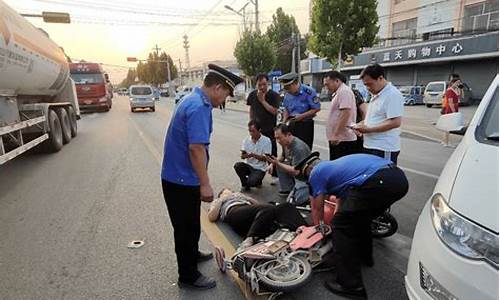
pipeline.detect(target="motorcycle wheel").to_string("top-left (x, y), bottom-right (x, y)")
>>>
top-left (256, 255), bottom-right (312, 292)
top-left (371, 212), bottom-right (398, 238)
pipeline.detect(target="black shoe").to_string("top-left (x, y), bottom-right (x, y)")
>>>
top-left (178, 274), bottom-right (216, 290)
top-left (198, 250), bottom-right (214, 262)
top-left (278, 190), bottom-right (290, 196)
top-left (324, 281), bottom-right (367, 299)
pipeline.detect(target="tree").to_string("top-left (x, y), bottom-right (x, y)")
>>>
top-left (118, 68), bottom-right (138, 88)
top-left (234, 30), bottom-right (277, 78)
top-left (309, 0), bottom-right (379, 69)
top-left (136, 51), bottom-right (178, 86)
top-left (266, 8), bottom-right (307, 73)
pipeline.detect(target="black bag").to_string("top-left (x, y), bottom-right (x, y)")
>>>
top-left (352, 88), bottom-right (366, 123)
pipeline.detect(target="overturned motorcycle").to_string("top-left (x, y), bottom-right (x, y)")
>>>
top-left (214, 225), bottom-right (332, 298)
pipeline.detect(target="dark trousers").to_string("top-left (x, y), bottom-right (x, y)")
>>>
top-left (234, 162), bottom-right (266, 188)
top-left (331, 167), bottom-right (408, 288)
top-left (363, 148), bottom-right (400, 165)
top-left (161, 180), bottom-right (201, 283)
top-left (289, 119), bottom-right (314, 149)
top-left (329, 140), bottom-right (360, 160)
top-left (261, 129), bottom-right (278, 177)
top-left (224, 203), bottom-right (307, 239)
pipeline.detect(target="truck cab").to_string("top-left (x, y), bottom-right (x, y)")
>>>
top-left (70, 63), bottom-right (112, 112)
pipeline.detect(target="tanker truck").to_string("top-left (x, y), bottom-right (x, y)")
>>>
top-left (0, 0), bottom-right (79, 165)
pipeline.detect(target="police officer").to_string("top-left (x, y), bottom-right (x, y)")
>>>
top-left (295, 153), bottom-right (409, 299)
top-left (278, 72), bottom-right (321, 149)
top-left (161, 64), bottom-right (244, 290)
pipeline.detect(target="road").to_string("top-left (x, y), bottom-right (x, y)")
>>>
top-left (0, 95), bottom-right (456, 300)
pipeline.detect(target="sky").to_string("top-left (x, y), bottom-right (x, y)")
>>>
top-left (5, 0), bottom-right (311, 83)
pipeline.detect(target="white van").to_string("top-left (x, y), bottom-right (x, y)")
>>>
top-left (129, 85), bottom-right (155, 112)
top-left (405, 75), bottom-right (498, 300)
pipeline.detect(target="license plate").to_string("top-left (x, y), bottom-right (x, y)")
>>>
top-left (84, 100), bottom-right (93, 105)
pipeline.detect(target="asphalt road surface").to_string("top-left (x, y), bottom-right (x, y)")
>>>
top-left (0, 95), bottom-right (455, 300)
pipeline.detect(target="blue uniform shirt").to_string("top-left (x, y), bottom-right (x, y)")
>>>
top-left (161, 87), bottom-right (213, 186)
top-left (309, 154), bottom-right (392, 198)
top-left (283, 84), bottom-right (321, 118)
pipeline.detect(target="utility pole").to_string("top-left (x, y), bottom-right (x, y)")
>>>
top-left (183, 35), bottom-right (190, 69)
top-left (296, 33), bottom-right (301, 83)
top-left (178, 59), bottom-right (183, 86)
top-left (291, 32), bottom-right (296, 74)
top-left (152, 44), bottom-right (173, 96)
top-left (152, 44), bottom-right (161, 56)
top-left (254, 0), bottom-right (259, 32)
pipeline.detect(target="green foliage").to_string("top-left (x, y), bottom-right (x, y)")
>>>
top-left (118, 68), bottom-right (138, 88)
top-left (234, 30), bottom-right (277, 77)
top-left (136, 51), bottom-right (178, 86)
top-left (266, 8), bottom-right (306, 73)
top-left (309, 0), bottom-right (379, 66)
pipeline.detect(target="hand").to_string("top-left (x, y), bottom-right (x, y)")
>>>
top-left (329, 139), bottom-right (340, 146)
top-left (294, 114), bottom-right (305, 122)
top-left (354, 123), bottom-right (370, 134)
top-left (316, 222), bottom-right (331, 236)
top-left (265, 155), bottom-right (278, 164)
top-left (257, 90), bottom-right (266, 103)
top-left (200, 184), bottom-right (214, 203)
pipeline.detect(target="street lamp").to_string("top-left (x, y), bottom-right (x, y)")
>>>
top-left (224, 2), bottom-right (251, 32)
top-left (20, 11), bottom-right (71, 24)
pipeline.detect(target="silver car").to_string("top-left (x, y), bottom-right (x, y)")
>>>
top-left (129, 85), bottom-right (155, 112)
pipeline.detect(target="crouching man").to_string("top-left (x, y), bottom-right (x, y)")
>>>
top-left (295, 153), bottom-right (409, 299)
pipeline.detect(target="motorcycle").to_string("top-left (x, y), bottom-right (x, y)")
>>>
top-left (294, 196), bottom-right (398, 238)
top-left (214, 225), bottom-right (332, 299)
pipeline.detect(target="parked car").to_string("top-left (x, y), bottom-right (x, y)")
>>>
top-left (159, 88), bottom-right (169, 97)
top-left (153, 88), bottom-right (160, 101)
top-left (423, 81), bottom-right (473, 107)
top-left (117, 88), bottom-right (128, 96)
top-left (174, 86), bottom-right (193, 104)
top-left (399, 85), bottom-right (425, 105)
top-left (129, 85), bottom-right (155, 112)
top-left (405, 75), bottom-right (498, 300)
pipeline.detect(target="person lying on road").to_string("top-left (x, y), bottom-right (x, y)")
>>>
top-left (208, 188), bottom-right (307, 252)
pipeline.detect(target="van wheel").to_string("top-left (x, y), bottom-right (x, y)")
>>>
top-left (131, 107), bottom-right (134, 112)
top-left (151, 107), bottom-right (155, 112)
top-left (67, 106), bottom-right (78, 137)
top-left (41, 109), bottom-right (64, 152)
top-left (55, 107), bottom-right (71, 144)
top-left (426, 104), bottom-right (432, 108)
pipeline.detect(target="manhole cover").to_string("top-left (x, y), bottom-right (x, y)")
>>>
top-left (128, 240), bottom-right (145, 249)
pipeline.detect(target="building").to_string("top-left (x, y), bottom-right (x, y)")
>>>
top-left (179, 60), bottom-right (241, 87)
top-left (302, 0), bottom-right (498, 100)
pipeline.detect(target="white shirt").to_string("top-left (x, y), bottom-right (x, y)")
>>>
top-left (364, 83), bottom-right (404, 152)
top-left (241, 135), bottom-right (272, 171)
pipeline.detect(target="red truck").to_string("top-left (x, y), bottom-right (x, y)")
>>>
top-left (69, 63), bottom-right (113, 112)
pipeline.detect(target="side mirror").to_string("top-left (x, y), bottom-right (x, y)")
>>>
top-left (436, 112), bottom-right (465, 134)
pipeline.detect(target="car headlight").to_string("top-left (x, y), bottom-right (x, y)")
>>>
top-left (430, 194), bottom-right (499, 268)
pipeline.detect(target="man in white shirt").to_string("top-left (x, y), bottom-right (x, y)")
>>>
top-left (355, 64), bottom-right (404, 164)
top-left (234, 120), bottom-right (272, 191)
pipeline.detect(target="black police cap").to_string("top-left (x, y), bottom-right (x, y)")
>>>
top-left (207, 64), bottom-right (244, 96)
top-left (294, 151), bottom-right (321, 178)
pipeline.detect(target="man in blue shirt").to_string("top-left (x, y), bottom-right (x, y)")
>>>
top-left (161, 64), bottom-right (244, 290)
top-left (278, 72), bottom-right (321, 149)
top-left (295, 153), bottom-right (409, 299)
